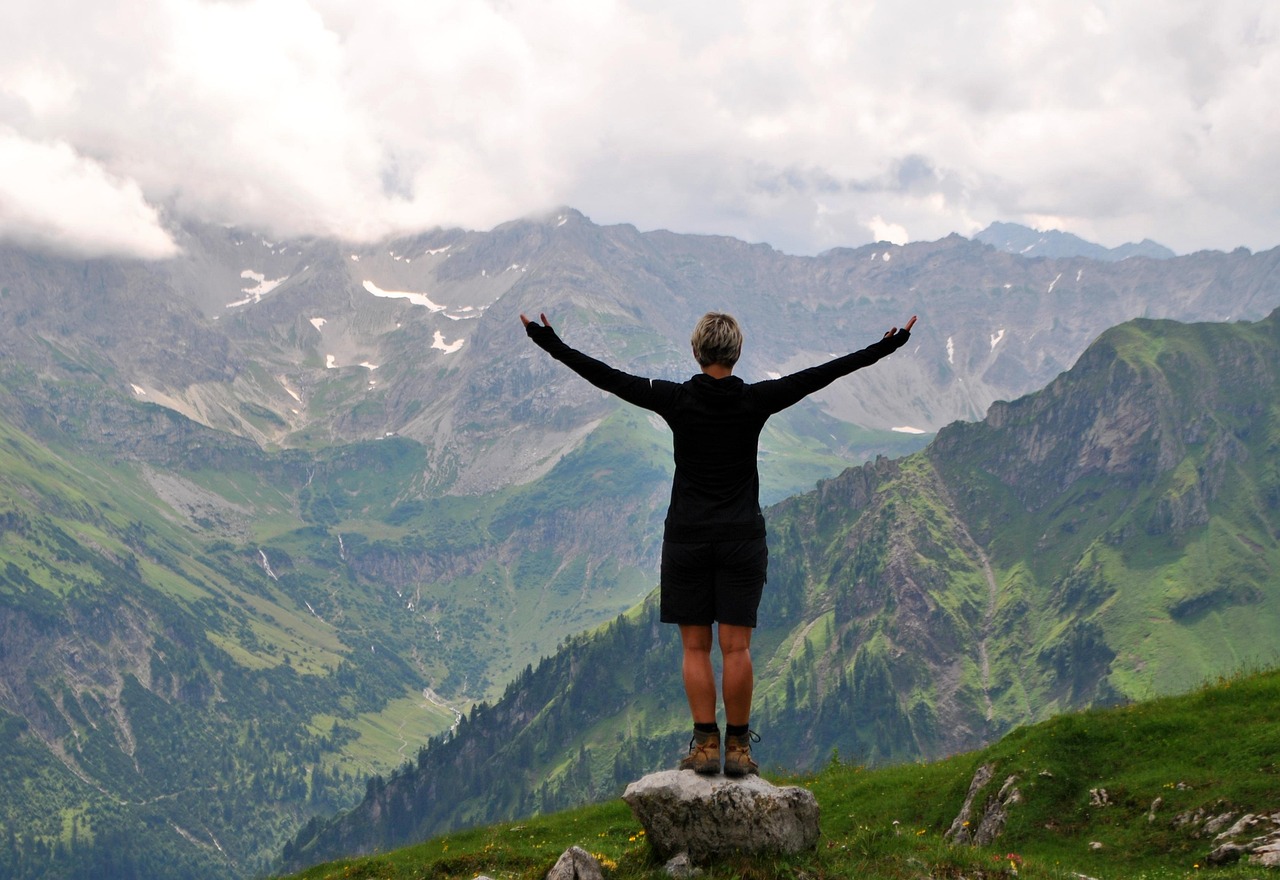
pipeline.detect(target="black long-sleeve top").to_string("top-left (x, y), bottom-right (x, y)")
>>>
top-left (525, 321), bottom-right (911, 543)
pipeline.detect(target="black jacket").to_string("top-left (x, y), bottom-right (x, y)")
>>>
top-left (525, 322), bottom-right (911, 543)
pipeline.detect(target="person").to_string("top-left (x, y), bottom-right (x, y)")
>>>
top-left (521, 309), bottom-right (916, 776)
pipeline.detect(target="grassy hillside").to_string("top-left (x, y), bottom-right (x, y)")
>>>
top-left (281, 666), bottom-right (1280, 880)
top-left (0, 400), bottom-right (438, 877)
top-left (0, 384), bottom-right (660, 877)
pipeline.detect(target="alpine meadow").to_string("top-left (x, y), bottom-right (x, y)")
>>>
top-left (1, 211), bottom-right (1279, 879)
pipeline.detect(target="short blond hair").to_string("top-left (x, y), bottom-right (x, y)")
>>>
top-left (691, 312), bottom-right (742, 368)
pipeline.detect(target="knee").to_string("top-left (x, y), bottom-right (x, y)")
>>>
top-left (719, 639), bottom-right (751, 661)
top-left (718, 624), bottom-right (753, 660)
top-left (680, 623), bottom-right (714, 650)
top-left (684, 642), bottom-right (713, 660)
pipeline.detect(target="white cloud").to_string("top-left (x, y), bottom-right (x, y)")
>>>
top-left (0, 129), bottom-right (177, 258)
top-left (0, 0), bottom-right (1278, 258)
top-left (867, 216), bottom-right (909, 246)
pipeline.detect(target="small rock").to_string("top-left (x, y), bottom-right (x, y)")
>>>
top-left (1215, 813), bottom-right (1259, 840)
top-left (1148, 796), bottom-right (1163, 824)
top-left (1203, 812), bottom-right (1238, 836)
top-left (664, 852), bottom-right (703, 878)
top-left (546, 846), bottom-right (603, 880)
top-left (1173, 808), bottom-right (1203, 829)
top-left (1251, 841), bottom-right (1280, 869)
top-left (1206, 842), bottom-right (1247, 866)
top-left (1088, 841), bottom-right (1105, 851)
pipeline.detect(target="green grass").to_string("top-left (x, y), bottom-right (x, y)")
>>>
top-left (318, 693), bottom-right (460, 779)
top-left (281, 666), bottom-right (1280, 880)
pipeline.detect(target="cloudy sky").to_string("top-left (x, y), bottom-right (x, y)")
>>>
top-left (2, 0), bottom-right (1277, 260)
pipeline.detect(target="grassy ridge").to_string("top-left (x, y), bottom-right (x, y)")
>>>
top-left (284, 666), bottom-right (1280, 880)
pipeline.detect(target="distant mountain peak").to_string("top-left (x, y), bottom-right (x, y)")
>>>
top-left (975, 221), bottom-right (1176, 261)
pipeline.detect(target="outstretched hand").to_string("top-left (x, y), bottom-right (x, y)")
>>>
top-left (884, 315), bottom-right (918, 339)
top-left (520, 312), bottom-right (553, 331)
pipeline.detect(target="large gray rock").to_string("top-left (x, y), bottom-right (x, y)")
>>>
top-left (622, 770), bottom-right (820, 863)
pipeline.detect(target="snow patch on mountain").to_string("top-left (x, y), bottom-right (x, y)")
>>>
top-left (432, 331), bottom-right (464, 354)
top-left (226, 269), bottom-right (288, 307)
top-left (362, 280), bottom-right (446, 311)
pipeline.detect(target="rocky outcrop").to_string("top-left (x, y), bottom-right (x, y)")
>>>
top-left (1177, 808), bottom-right (1280, 868)
top-left (944, 763), bottom-right (1280, 872)
top-left (622, 771), bottom-right (820, 863)
top-left (944, 762), bottom-right (1023, 846)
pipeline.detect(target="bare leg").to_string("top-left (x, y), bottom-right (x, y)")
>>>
top-left (718, 623), bottom-right (754, 727)
top-left (679, 624), bottom-right (717, 724)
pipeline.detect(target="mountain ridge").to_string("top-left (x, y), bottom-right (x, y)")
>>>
top-left (6, 214), bottom-right (1279, 490)
top-left (975, 220), bottom-right (1178, 261)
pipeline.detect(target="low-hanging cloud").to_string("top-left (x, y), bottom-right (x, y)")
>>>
top-left (0, 128), bottom-right (178, 259)
top-left (1, 0), bottom-right (1277, 260)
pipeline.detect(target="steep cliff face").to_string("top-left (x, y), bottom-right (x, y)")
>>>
top-left (940, 316), bottom-right (1278, 509)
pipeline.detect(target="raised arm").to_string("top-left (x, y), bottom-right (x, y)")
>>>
top-left (754, 315), bottom-right (918, 413)
top-left (520, 312), bottom-right (674, 411)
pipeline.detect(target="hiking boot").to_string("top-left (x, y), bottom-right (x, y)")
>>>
top-left (723, 730), bottom-right (759, 777)
top-left (678, 729), bottom-right (721, 774)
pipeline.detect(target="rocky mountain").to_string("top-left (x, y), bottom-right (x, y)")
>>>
top-left (284, 307), bottom-right (1280, 871)
top-left (3, 212), bottom-right (1280, 879)
top-left (975, 221), bottom-right (1178, 261)
top-left (4, 212), bottom-right (1276, 489)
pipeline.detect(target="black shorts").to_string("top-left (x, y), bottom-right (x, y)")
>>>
top-left (659, 538), bottom-right (768, 627)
